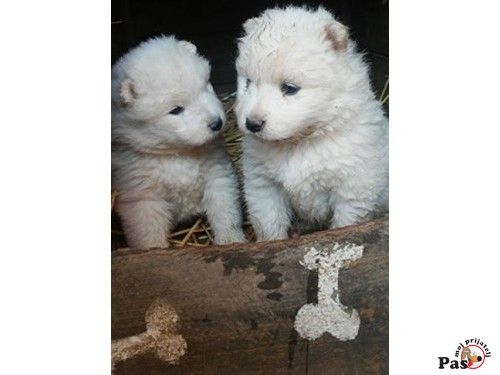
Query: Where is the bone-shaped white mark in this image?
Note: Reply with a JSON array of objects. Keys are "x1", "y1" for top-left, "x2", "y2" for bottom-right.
[
  {"x1": 112, "y1": 298, "x2": 187, "y2": 372},
  {"x1": 294, "y1": 243, "x2": 364, "y2": 341}
]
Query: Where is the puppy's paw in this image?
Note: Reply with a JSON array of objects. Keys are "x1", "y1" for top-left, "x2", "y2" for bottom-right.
[
  {"x1": 127, "y1": 238, "x2": 171, "y2": 250},
  {"x1": 129, "y1": 237, "x2": 171, "y2": 250},
  {"x1": 151, "y1": 240, "x2": 171, "y2": 249},
  {"x1": 214, "y1": 230, "x2": 247, "y2": 245},
  {"x1": 254, "y1": 225, "x2": 289, "y2": 242}
]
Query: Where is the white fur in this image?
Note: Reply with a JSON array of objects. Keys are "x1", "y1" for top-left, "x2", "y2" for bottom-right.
[
  {"x1": 235, "y1": 6, "x2": 389, "y2": 241},
  {"x1": 112, "y1": 35, "x2": 246, "y2": 248}
]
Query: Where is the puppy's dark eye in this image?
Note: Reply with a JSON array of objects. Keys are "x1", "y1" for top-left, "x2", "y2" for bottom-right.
[
  {"x1": 169, "y1": 106, "x2": 184, "y2": 115},
  {"x1": 281, "y1": 82, "x2": 300, "y2": 96},
  {"x1": 245, "y1": 78, "x2": 251, "y2": 88}
]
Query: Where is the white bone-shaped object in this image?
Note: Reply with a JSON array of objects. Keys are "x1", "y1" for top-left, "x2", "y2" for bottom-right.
[
  {"x1": 112, "y1": 298, "x2": 187, "y2": 372},
  {"x1": 294, "y1": 243, "x2": 364, "y2": 341}
]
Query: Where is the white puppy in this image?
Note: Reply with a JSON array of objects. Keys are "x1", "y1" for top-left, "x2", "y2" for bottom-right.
[
  {"x1": 112, "y1": 35, "x2": 246, "y2": 248},
  {"x1": 235, "y1": 6, "x2": 389, "y2": 241}
]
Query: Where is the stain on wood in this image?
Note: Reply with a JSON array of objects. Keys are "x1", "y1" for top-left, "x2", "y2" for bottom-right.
[{"x1": 112, "y1": 216, "x2": 388, "y2": 374}]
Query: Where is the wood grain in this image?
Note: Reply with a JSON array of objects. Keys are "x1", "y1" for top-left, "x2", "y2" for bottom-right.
[{"x1": 112, "y1": 216, "x2": 388, "y2": 374}]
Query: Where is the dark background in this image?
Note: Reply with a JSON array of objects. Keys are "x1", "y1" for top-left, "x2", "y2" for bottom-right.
[{"x1": 111, "y1": 0, "x2": 388, "y2": 96}]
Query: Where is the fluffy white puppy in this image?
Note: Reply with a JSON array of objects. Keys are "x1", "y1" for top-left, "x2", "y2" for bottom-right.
[
  {"x1": 235, "y1": 6, "x2": 389, "y2": 241},
  {"x1": 112, "y1": 35, "x2": 246, "y2": 248}
]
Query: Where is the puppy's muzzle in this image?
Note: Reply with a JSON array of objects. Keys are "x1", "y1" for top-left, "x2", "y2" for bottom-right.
[
  {"x1": 208, "y1": 117, "x2": 223, "y2": 132},
  {"x1": 246, "y1": 118, "x2": 265, "y2": 133}
]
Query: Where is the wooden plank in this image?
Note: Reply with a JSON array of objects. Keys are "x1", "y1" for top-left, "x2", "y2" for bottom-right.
[{"x1": 112, "y1": 216, "x2": 388, "y2": 374}]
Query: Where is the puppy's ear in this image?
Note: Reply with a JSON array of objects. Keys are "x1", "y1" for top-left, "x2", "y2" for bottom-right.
[
  {"x1": 242, "y1": 17, "x2": 258, "y2": 34},
  {"x1": 325, "y1": 20, "x2": 349, "y2": 52},
  {"x1": 120, "y1": 78, "x2": 137, "y2": 106},
  {"x1": 461, "y1": 348, "x2": 470, "y2": 360},
  {"x1": 179, "y1": 40, "x2": 197, "y2": 54}
]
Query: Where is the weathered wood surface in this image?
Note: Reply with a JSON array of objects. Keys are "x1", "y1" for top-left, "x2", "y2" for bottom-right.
[{"x1": 112, "y1": 216, "x2": 389, "y2": 374}]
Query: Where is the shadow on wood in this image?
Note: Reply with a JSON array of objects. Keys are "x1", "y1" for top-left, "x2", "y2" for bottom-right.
[{"x1": 112, "y1": 216, "x2": 388, "y2": 374}]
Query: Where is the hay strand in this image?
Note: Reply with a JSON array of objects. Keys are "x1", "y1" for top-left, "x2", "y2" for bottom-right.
[
  {"x1": 200, "y1": 222, "x2": 215, "y2": 244},
  {"x1": 379, "y1": 76, "x2": 389, "y2": 105},
  {"x1": 380, "y1": 94, "x2": 389, "y2": 105},
  {"x1": 112, "y1": 190, "x2": 118, "y2": 211},
  {"x1": 179, "y1": 217, "x2": 203, "y2": 247},
  {"x1": 169, "y1": 239, "x2": 209, "y2": 248}
]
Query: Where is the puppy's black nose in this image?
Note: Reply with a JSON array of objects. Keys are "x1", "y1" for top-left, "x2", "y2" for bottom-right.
[
  {"x1": 477, "y1": 356, "x2": 482, "y2": 361},
  {"x1": 246, "y1": 118, "x2": 265, "y2": 133},
  {"x1": 208, "y1": 117, "x2": 223, "y2": 131}
]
